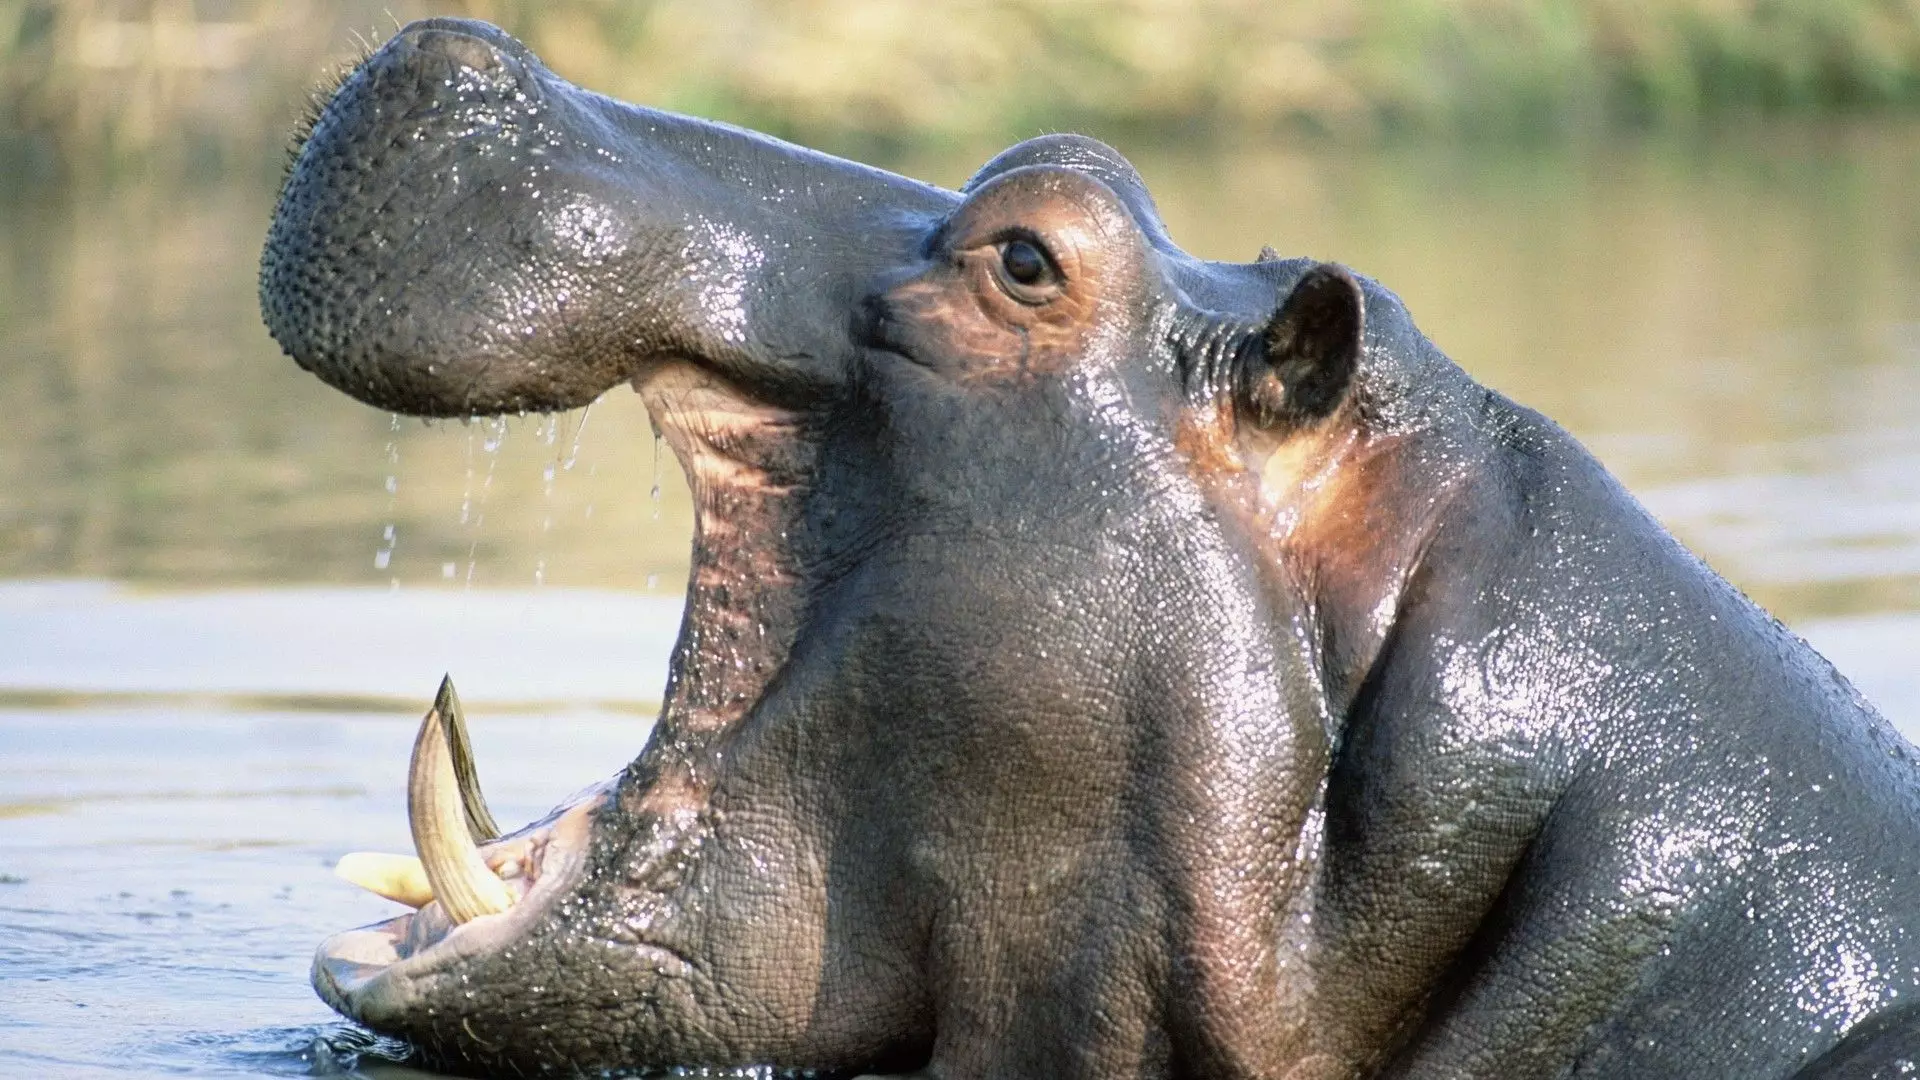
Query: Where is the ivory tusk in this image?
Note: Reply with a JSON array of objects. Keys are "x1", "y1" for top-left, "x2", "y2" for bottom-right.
[
  {"x1": 408, "y1": 684, "x2": 515, "y2": 922},
  {"x1": 433, "y1": 674, "x2": 501, "y2": 842}
]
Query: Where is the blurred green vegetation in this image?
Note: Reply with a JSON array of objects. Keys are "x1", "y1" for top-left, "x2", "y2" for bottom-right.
[{"x1": 5, "y1": 0, "x2": 1920, "y2": 177}]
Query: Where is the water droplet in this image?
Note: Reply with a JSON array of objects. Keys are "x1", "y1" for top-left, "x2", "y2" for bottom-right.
[
  {"x1": 563, "y1": 403, "x2": 592, "y2": 470},
  {"x1": 650, "y1": 434, "x2": 664, "y2": 519}
]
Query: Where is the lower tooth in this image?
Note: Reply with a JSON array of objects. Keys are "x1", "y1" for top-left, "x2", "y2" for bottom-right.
[{"x1": 335, "y1": 852, "x2": 434, "y2": 908}]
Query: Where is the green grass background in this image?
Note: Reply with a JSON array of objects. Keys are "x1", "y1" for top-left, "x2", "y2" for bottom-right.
[{"x1": 6, "y1": 0, "x2": 1920, "y2": 175}]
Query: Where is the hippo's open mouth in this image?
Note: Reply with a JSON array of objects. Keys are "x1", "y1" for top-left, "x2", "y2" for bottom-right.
[
  {"x1": 312, "y1": 354, "x2": 817, "y2": 1034},
  {"x1": 316, "y1": 797, "x2": 609, "y2": 1013},
  {"x1": 275, "y1": 14, "x2": 884, "y2": 1027},
  {"x1": 313, "y1": 677, "x2": 615, "y2": 1021},
  {"x1": 269, "y1": 15, "x2": 993, "y2": 1072}
]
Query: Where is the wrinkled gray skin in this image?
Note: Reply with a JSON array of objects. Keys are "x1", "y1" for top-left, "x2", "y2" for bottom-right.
[{"x1": 261, "y1": 19, "x2": 1920, "y2": 1079}]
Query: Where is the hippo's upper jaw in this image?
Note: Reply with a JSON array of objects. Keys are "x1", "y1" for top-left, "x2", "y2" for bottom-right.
[{"x1": 261, "y1": 18, "x2": 952, "y2": 419}]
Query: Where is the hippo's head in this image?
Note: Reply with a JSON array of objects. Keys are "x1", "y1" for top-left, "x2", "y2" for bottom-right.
[{"x1": 265, "y1": 19, "x2": 1379, "y2": 1076}]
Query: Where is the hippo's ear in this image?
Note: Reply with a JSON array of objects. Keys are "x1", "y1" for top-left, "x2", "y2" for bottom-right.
[{"x1": 1243, "y1": 263, "x2": 1363, "y2": 431}]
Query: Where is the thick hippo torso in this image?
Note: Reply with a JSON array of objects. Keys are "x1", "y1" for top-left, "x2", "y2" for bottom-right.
[{"x1": 262, "y1": 19, "x2": 1920, "y2": 1078}]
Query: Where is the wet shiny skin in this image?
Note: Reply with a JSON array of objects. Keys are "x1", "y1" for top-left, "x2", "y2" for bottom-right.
[
  {"x1": 251, "y1": 16, "x2": 1920, "y2": 1080},
  {"x1": 8, "y1": 88, "x2": 1920, "y2": 1080}
]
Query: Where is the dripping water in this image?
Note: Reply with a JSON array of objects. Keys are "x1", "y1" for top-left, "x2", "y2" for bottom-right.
[
  {"x1": 575, "y1": 404, "x2": 599, "y2": 524},
  {"x1": 461, "y1": 416, "x2": 508, "y2": 589},
  {"x1": 375, "y1": 414, "x2": 400, "y2": 587},
  {"x1": 535, "y1": 413, "x2": 560, "y2": 586},
  {"x1": 650, "y1": 432, "x2": 664, "y2": 520},
  {"x1": 563, "y1": 402, "x2": 592, "y2": 470}
]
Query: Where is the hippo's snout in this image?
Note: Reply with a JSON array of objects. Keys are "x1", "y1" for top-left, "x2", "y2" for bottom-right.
[
  {"x1": 261, "y1": 18, "x2": 640, "y2": 417},
  {"x1": 262, "y1": 18, "x2": 954, "y2": 419}
]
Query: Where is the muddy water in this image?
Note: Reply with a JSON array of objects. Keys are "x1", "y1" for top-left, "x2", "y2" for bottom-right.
[{"x1": 3, "y1": 122, "x2": 1919, "y2": 1075}]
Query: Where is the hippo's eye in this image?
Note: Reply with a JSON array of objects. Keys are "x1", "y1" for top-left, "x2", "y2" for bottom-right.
[
  {"x1": 1001, "y1": 240, "x2": 1048, "y2": 285},
  {"x1": 990, "y1": 237, "x2": 1061, "y2": 303}
]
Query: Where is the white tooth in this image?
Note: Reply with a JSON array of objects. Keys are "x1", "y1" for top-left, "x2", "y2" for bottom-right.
[
  {"x1": 335, "y1": 852, "x2": 434, "y2": 908},
  {"x1": 408, "y1": 688, "x2": 515, "y2": 922}
]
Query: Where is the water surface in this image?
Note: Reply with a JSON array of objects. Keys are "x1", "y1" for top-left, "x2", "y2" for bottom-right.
[{"x1": 2, "y1": 703, "x2": 640, "y2": 1077}]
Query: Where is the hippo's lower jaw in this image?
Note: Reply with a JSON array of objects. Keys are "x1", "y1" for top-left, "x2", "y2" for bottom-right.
[
  {"x1": 313, "y1": 784, "x2": 608, "y2": 1028},
  {"x1": 310, "y1": 365, "x2": 841, "y2": 1073}
]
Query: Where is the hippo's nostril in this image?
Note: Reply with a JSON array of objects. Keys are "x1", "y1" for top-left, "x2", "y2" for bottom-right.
[{"x1": 409, "y1": 28, "x2": 505, "y2": 75}]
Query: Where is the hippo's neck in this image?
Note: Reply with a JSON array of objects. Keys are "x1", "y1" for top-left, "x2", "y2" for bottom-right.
[
  {"x1": 1290, "y1": 438, "x2": 1451, "y2": 707},
  {"x1": 1240, "y1": 399, "x2": 1485, "y2": 717}
]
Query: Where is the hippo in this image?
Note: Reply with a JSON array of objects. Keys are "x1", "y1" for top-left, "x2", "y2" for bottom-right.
[{"x1": 259, "y1": 18, "x2": 1920, "y2": 1080}]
